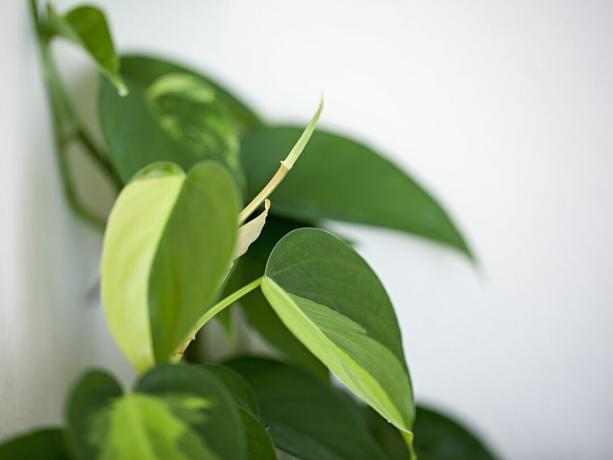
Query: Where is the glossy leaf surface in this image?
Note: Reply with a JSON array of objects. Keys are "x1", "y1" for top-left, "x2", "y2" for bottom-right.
[
  {"x1": 47, "y1": 5, "x2": 126, "y2": 94},
  {"x1": 0, "y1": 429, "x2": 70, "y2": 460},
  {"x1": 242, "y1": 127, "x2": 472, "y2": 257},
  {"x1": 224, "y1": 216, "x2": 328, "y2": 379},
  {"x1": 99, "y1": 54, "x2": 261, "y2": 183},
  {"x1": 261, "y1": 228, "x2": 415, "y2": 436},
  {"x1": 228, "y1": 357, "x2": 386, "y2": 460},
  {"x1": 101, "y1": 161, "x2": 239, "y2": 371}
]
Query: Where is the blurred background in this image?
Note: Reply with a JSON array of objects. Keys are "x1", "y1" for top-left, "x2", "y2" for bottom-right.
[{"x1": 2, "y1": 1, "x2": 613, "y2": 459}]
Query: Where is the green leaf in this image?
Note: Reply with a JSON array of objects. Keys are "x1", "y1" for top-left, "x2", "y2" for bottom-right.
[
  {"x1": 96, "y1": 393, "x2": 219, "y2": 460},
  {"x1": 201, "y1": 364, "x2": 260, "y2": 417},
  {"x1": 365, "y1": 405, "x2": 498, "y2": 460},
  {"x1": 99, "y1": 54, "x2": 261, "y2": 183},
  {"x1": 228, "y1": 357, "x2": 386, "y2": 460},
  {"x1": 46, "y1": 4, "x2": 126, "y2": 95},
  {"x1": 65, "y1": 370, "x2": 123, "y2": 459},
  {"x1": 199, "y1": 365, "x2": 276, "y2": 459},
  {"x1": 135, "y1": 364, "x2": 247, "y2": 460},
  {"x1": 260, "y1": 228, "x2": 415, "y2": 441},
  {"x1": 239, "y1": 410, "x2": 277, "y2": 460},
  {"x1": 224, "y1": 216, "x2": 329, "y2": 380},
  {"x1": 0, "y1": 429, "x2": 71, "y2": 460},
  {"x1": 101, "y1": 161, "x2": 240, "y2": 371},
  {"x1": 241, "y1": 127, "x2": 472, "y2": 258},
  {"x1": 413, "y1": 405, "x2": 498, "y2": 460}
]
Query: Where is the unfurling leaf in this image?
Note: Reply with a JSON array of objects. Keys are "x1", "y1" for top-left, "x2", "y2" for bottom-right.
[
  {"x1": 234, "y1": 199, "x2": 270, "y2": 260},
  {"x1": 46, "y1": 4, "x2": 126, "y2": 95},
  {"x1": 100, "y1": 161, "x2": 240, "y2": 372},
  {"x1": 260, "y1": 228, "x2": 415, "y2": 449}
]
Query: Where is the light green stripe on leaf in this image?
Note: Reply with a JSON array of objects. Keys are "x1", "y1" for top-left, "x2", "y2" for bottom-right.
[
  {"x1": 101, "y1": 165, "x2": 184, "y2": 372},
  {"x1": 260, "y1": 227, "x2": 415, "y2": 448},
  {"x1": 96, "y1": 394, "x2": 218, "y2": 460}
]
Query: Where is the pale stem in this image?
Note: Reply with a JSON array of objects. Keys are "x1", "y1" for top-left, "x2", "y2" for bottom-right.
[{"x1": 237, "y1": 97, "x2": 324, "y2": 224}]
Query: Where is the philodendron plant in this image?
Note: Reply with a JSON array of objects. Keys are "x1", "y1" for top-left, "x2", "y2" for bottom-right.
[{"x1": 0, "y1": 1, "x2": 499, "y2": 459}]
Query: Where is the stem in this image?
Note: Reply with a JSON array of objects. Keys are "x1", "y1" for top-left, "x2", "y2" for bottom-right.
[
  {"x1": 176, "y1": 277, "x2": 263, "y2": 356},
  {"x1": 29, "y1": 0, "x2": 121, "y2": 230},
  {"x1": 237, "y1": 97, "x2": 323, "y2": 224}
]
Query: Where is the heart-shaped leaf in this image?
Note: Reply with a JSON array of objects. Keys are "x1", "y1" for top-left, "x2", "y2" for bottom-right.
[
  {"x1": 0, "y1": 429, "x2": 70, "y2": 460},
  {"x1": 99, "y1": 54, "x2": 261, "y2": 183},
  {"x1": 260, "y1": 228, "x2": 415, "y2": 447},
  {"x1": 101, "y1": 161, "x2": 240, "y2": 372},
  {"x1": 46, "y1": 4, "x2": 126, "y2": 95},
  {"x1": 241, "y1": 127, "x2": 472, "y2": 258},
  {"x1": 64, "y1": 365, "x2": 247, "y2": 460},
  {"x1": 228, "y1": 357, "x2": 387, "y2": 460}
]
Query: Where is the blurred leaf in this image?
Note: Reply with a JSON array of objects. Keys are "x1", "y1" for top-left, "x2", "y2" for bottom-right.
[
  {"x1": 65, "y1": 370, "x2": 123, "y2": 459},
  {"x1": 99, "y1": 54, "x2": 261, "y2": 183},
  {"x1": 260, "y1": 228, "x2": 415, "y2": 441},
  {"x1": 0, "y1": 429, "x2": 71, "y2": 460},
  {"x1": 413, "y1": 405, "x2": 498, "y2": 460},
  {"x1": 200, "y1": 364, "x2": 276, "y2": 459},
  {"x1": 101, "y1": 161, "x2": 240, "y2": 371},
  {"x1": 364, "y1": 405, "x2": 498, "y2": 460},
  {"x1": 202, "y1": 364, "x2": 260, "y2": 417},
  {"x1": 227, "y1": 357, "x2": 386, "y2": 460},
  {"x1": 241, "y1": 127, "x2": 472, "y2": 258},
  {"x1": 240, "y1": 410, "x2": 278, "y2": 460},
  {"x1": 47, "y1": 4, "x2": 126, "y2": 94},
  {"x1": 97, "y1": 393, "x2": 218, "y2": 460},
  {"x1": 135, "y1": 364, "x2": 247, "y2": 460},
  {"x1": 224, "y1": 216, "x2": 329, "y2": 380}
]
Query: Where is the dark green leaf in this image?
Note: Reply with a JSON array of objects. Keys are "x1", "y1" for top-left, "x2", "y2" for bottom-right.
[
  {"x1": 240, "y1": 410, "x2": 278, "y2": 460},
  {"x1": 261, "y1": 228, "x2": 415, "y2": 442},
  {"x1": 99, "y1": 54, "x2": 261, "y2": 183},
  {"x1": 224, "y1": 216, "x2": 329, "y2": 380},
  {"x1": 241, "y1": 127, "x2": 472, "y2": 258},
  {"x1": 413, "y1": 405, "x2": 498, "y2": 460},
  {"x1": 364, "y1": 405, "x2": 498, "y2": 460},
  {"x1": 65, "y1": 370, "x2": 123, "y2": 459},
  {"x1": 135, "y1": 364, "x2": 247, "y2": 460},
  {"x1": 228, "y1": 357, "x2": 387, "y2": 460},
  {"x1": 47, "y1": 5, "x2": 126, "y2": 94},
  {"x1": 202, "y1": 364, "x2": 260, "y2": 417},
  {"x1": 0, "y1": 429, "x2": 71, "y2": 460}
]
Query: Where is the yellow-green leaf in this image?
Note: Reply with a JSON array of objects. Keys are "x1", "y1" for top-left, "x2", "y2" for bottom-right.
[
  {"x1": 100, "y1": 161, "x2": 240, "y2": 372},
  {"x1": 260, "y1": 228, "x2": 415, "y2": 451}
]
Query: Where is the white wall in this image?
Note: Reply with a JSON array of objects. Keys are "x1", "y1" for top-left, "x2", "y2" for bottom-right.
[{"x1": 2, "y1": 1, "x2": 613, "y2": 459}]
